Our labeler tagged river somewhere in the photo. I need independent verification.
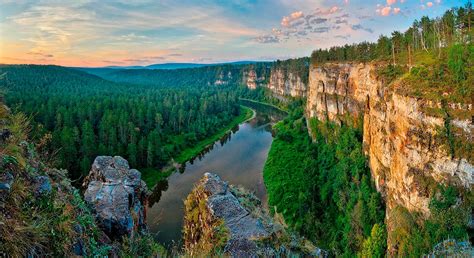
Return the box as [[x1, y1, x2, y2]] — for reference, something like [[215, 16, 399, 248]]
[[146, 100, 287, 248]]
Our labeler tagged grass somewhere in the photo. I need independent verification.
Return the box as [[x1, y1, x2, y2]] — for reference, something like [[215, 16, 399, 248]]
[[140, 106, 254, 188]]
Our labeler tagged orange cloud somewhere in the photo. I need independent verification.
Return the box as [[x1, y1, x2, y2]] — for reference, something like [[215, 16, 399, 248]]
[[377, 6, 392, 16], [427, 2, 433, 7], [281, 11, 304, 27], [387, 0, 396, 5], [393, 7, 401, 14]]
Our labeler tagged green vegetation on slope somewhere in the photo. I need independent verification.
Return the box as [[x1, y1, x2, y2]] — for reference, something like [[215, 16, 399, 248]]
[[264, 103, 473, 256], [263, 106, 386, 256], [389, 186, 473, 257]]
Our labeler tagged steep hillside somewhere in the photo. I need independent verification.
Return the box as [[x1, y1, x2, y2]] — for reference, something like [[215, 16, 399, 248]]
[[266, 5, 474, 256]]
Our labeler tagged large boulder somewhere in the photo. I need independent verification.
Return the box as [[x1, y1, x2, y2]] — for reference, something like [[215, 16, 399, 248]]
[[184, 173, 326, 257], [84, 156, 148, 239]]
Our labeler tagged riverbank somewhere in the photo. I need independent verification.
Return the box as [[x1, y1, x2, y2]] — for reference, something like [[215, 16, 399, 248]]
[[239, 98, 288, 113], [174, 105, 255, 164], [142, 106, 255, 187]]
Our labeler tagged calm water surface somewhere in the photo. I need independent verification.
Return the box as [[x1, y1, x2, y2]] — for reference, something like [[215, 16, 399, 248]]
[[146, 101, 286, 247]]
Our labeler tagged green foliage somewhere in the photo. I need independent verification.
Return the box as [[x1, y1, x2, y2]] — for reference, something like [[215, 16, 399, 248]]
[[311, 4, 473, 65], [0, 97, 165, 257], [311, 4, 474, 109], [447, 44, 467, 83], [400, 43, 474, 105], [120, 234, 167, 257], [389, 186, 472, 256], [360, 224, 387, 258], [376, 64, 406, 85], [273, 57, 310, 85], [264, 109, 385, 256], [183, 184, 230, 256]]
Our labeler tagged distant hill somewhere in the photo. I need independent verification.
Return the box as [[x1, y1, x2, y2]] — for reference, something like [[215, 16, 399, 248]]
[[92, 61, 261, 70]]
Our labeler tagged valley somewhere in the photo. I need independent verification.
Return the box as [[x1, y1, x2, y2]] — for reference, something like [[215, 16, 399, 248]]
[[1, 2, 473, 257]]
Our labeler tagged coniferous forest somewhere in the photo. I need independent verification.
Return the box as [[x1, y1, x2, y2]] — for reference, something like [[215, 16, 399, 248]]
[[0, 65, 244, 181]]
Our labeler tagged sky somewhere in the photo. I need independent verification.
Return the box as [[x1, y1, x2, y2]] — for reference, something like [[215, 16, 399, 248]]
[[0, 0, 469, 67]]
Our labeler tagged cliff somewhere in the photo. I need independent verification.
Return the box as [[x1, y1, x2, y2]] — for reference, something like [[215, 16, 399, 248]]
[[183, 173, 326, 257], [243, 62, 308, 98], [266, 68, 307, 98], [306, 62, 473, 246]]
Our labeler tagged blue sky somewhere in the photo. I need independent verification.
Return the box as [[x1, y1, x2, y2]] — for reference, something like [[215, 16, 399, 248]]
[[0, 0, 469, 66]]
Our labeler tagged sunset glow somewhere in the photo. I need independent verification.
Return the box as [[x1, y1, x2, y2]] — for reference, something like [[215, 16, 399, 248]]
[[0, 0, 467, 67]]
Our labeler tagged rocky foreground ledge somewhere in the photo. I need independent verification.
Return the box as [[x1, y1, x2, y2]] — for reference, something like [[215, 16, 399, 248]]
[[83, 156, 148, 239], [183, 173, 326, 257]]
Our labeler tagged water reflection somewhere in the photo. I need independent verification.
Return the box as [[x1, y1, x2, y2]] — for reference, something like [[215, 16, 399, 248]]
[[147, 101, 286, 248], [148, 180, 169, 206]]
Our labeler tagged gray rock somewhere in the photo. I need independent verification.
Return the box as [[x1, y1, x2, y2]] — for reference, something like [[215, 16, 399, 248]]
[[34, 176, 52, 196], [192, 173, 327, 257], [201, 173, 269, 257], [84, 156, 148, 239], [0, 172, 13, 192]]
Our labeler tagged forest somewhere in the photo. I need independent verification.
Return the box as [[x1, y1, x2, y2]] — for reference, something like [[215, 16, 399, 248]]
[[0, 65, 246, 182], [80, 65, 248, 87], [262, 5, 474, 256], [311, 4, 472, 64]]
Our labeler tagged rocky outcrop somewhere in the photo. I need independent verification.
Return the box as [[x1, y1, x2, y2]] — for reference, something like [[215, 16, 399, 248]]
[[184, 173, 326, 257], [267, 68, 307, 98], [306, 62, 473, 216], [243, 69, 266, 90], [214, 71, 233, 86], [243, 67, 307, 98], [84, 156, 148, 239]]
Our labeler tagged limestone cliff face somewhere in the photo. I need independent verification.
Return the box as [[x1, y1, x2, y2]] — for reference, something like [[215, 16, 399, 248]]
[[242, 69, 259, 89], [243, 67, 307, 98], [267, 68, 307, 97], [306, 62, 473, 217]]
